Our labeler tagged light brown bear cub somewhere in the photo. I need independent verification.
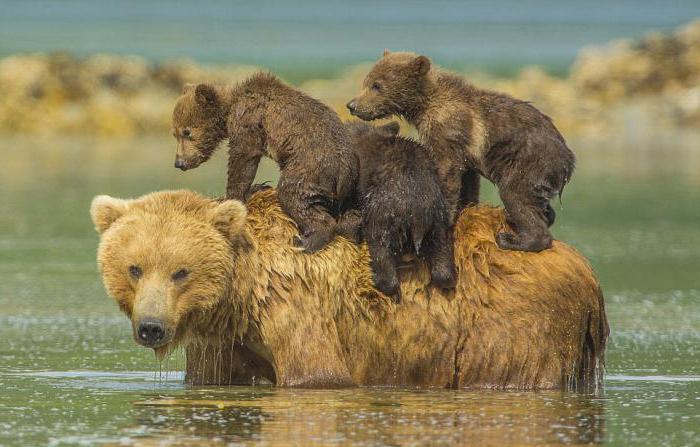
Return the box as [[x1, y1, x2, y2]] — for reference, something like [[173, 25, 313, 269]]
[[347, 51, 575, 252], [172, 72, 357, 252]]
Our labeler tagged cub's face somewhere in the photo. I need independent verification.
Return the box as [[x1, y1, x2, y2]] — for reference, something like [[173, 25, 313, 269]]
[[347, 51, 431, 121], [172, 83, 226, 171], [90, 191, 247, 358]]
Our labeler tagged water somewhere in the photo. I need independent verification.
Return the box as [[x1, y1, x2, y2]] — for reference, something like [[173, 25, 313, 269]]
[[0, 134, 699, 446], [2, 0, 700, 80]]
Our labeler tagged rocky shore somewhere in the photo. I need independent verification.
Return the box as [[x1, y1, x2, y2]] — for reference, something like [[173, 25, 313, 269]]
[[0, 20, 698, 137]]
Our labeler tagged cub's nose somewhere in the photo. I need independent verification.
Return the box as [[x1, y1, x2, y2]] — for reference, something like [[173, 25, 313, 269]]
[[346, 99, 357, 113], [137, 318, 166, 346], [174, 158, 187, 170]]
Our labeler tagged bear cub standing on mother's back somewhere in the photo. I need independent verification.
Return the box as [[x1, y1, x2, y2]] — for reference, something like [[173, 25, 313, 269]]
[[337, 121, 456, 301], [347, 51, 575, 252], [172, 72, 357, 252]]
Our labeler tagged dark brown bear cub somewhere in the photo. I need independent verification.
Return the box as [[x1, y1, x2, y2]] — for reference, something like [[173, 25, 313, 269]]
[[339, 121, 456, 301], [347, 51, 575, 252], [172, 72, 357, 252]]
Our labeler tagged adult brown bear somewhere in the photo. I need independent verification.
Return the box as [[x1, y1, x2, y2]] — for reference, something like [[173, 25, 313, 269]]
[[91, 189, 607, 390]]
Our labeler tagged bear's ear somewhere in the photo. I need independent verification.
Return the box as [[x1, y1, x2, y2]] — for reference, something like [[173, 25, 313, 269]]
[[182, 83, 196, 94], [90, 195, 130, 234], [195, 83, 218, 105], [211, 200, 247, 240], [383, 48, 391, 57], [377, 121, 400, 138], [413, 55, 431, 76]]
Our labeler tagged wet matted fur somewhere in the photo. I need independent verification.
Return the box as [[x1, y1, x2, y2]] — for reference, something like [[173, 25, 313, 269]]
[[92, 189, 608, 390]]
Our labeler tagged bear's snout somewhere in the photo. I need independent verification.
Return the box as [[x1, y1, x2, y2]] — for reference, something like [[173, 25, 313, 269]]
[[136, 318, 167, 347], [346, 99, 381, 121], [174, 158, 188, 171]]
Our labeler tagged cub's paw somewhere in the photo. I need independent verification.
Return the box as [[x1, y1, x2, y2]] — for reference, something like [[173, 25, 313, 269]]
[[245, 182, 273, 200], [294, 232, 332, 253], [497, 232, 553, 252], [373, 277, 401, 304], [496, 232, 520, 251], [430, 269, 456, 290]]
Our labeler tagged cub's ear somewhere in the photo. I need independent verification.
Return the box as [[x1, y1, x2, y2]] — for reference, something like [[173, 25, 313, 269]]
[[195, 83, 218, 105], [413, 55, 431, 76], [383, 48, 391, 57], [211, 200, 247, 240], [377, 121, 400, 138], [182, 83, 196, 94], [90, 195, 130, 234]]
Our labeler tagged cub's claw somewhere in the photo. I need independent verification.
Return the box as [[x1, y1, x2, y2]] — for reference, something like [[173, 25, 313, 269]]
[[430, 271, 456, 290], [245, 182, 273, 200], [496, 231, 552, 252], [496, 232, 519, 250], [294, 232, 332, 253]]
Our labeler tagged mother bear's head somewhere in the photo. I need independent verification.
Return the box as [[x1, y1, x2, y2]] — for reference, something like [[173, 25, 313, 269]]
[[90, 190, 248, 358]]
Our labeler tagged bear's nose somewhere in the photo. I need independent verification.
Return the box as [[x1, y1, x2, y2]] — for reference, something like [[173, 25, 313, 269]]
[[174, 158, 187, 170], [346, 99, 357, 113], [137, 318, 166, 346]]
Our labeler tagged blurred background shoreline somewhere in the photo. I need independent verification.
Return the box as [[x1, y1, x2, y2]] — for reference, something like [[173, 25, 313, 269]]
[[3, 18, 700, 188], [0, 15, 699, 138]]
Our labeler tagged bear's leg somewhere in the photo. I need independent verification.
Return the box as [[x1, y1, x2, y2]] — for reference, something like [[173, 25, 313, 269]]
[[185, 341, 275, 386], [424, 225, 457, 290], [277, 182, 337, 253], [496, 185, 553, 252], [259, 298, 354, 387], [459, 167, 481, 208], [435, 162, 467, 225], [367, 238, 402, 303]]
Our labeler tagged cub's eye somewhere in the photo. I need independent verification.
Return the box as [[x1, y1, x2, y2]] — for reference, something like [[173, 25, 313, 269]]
[[128, 265, 142, 279], [171, 269, 189, 281], [182, 129, 191, 138], [371, 82, 382, 92]]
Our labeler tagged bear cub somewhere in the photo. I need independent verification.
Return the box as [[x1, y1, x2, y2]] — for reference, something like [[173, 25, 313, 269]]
[[347, 51, 575, 252], [337, 121, 456, 301], [172, 72, 357, 252]]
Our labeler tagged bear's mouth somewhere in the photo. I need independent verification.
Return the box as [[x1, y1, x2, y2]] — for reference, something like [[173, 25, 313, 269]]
[[153, 345, 170, 361], [350, 108, 388, 121]]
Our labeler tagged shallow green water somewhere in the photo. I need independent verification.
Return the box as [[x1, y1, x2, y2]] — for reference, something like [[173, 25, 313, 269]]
[[1, 136, 699, 446]]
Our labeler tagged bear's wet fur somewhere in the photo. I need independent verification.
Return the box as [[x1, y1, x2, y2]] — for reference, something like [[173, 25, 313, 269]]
[[91, 189, 608, 389], [347, 51, 576, 252], [338, 121, 456, 301], [172, 72, 358, 252]]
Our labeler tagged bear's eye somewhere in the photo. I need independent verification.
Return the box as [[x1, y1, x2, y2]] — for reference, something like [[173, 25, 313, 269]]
[[171, 269, 189, 281], [371, 82, 382, 92], [182, 129, 191, 138], [128, 265, 142, 280]]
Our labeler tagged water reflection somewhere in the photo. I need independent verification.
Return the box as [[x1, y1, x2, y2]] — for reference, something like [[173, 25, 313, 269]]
[[120, 387, 606, 446]]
